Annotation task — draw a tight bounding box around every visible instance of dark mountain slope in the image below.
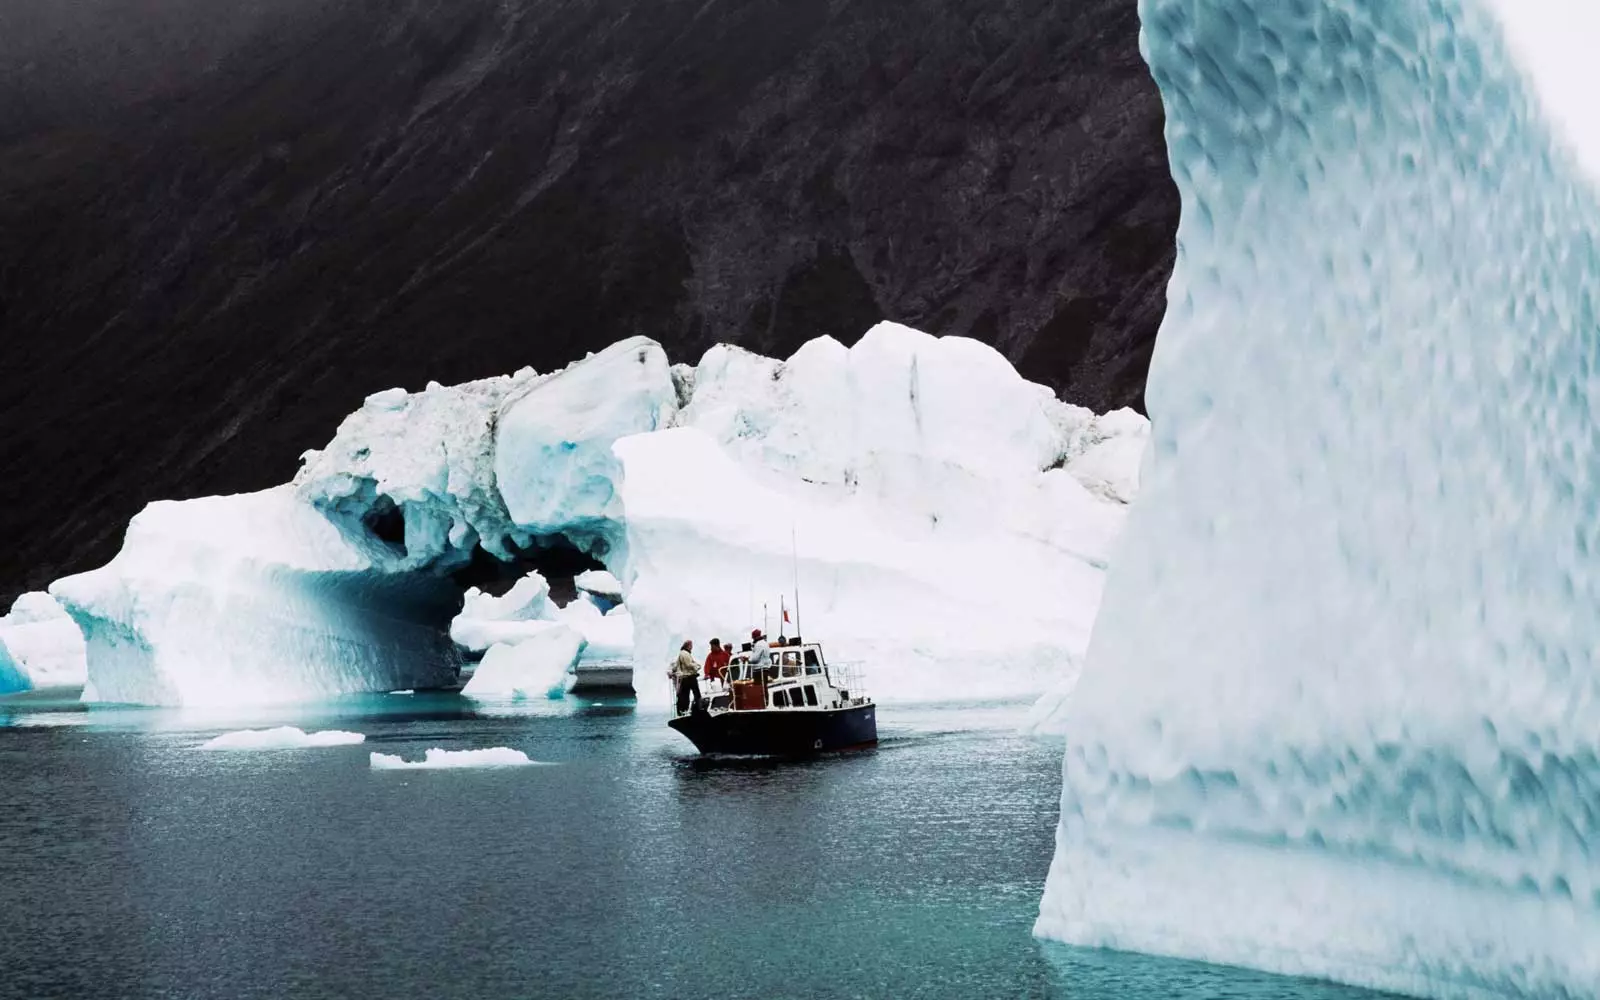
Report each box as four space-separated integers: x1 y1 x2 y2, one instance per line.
0 0 1176 601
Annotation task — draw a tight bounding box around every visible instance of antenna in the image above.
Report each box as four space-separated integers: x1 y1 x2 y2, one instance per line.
792 525 802 640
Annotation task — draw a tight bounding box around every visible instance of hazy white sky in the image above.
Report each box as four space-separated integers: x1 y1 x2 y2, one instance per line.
1484 0 1600 179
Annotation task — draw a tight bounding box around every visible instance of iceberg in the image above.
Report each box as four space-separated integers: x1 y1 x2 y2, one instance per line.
51 486 461 707
52 321 1142 708
449 572 561 653
296 369 541 572
574 569 623 603
0 593 86 694
369 747 538 769
1038 1 1600 997
616 425 1117 706
494 336 679 556
460 626 584 700
619 324 1142 706
198 727 365 750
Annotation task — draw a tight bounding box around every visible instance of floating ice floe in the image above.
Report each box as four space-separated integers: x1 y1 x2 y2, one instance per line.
369 747 538 769
460 626 584 700
199 726 365 750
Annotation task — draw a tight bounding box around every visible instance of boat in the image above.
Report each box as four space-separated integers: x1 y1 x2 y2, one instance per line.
667 636 876 755
567 658 634 693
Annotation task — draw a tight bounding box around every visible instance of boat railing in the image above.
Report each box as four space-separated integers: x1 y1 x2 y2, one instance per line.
823 661 869 704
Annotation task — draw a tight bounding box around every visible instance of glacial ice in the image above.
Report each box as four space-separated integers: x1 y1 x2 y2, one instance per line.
0 593 86 694
494 336 679 556
369 747 538 769
574 569 623 602
449 572 560 653
614 324 1141 706
51 487 461 707
459 626 584 700
1037 1 1600 996
616 424 1118 706
51 320 1143 708
552 594 634 672
296 369 541 572
198 727 365 750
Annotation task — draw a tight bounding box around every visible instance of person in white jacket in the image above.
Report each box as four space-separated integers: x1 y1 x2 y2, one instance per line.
747 630 772 684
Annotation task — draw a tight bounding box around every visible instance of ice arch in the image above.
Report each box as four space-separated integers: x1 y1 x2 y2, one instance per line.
51 325 1146 708
1037 0 1600 996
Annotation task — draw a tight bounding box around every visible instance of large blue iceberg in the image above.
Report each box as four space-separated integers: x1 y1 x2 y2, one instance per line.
1037 0 1600 997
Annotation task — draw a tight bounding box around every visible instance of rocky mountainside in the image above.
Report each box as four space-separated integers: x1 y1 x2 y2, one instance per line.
0 0 1176 601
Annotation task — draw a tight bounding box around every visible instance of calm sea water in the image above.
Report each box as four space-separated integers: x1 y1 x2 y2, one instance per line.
0 693 1394 1000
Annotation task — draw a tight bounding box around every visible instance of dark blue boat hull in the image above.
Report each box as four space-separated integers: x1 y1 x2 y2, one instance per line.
668 703 877 755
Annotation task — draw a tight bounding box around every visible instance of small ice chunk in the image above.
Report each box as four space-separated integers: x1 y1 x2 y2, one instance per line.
363 387 408 411
459 572 551 623
574 569 623 600
461 626 584 699
199 726 366 749
368 747 537 769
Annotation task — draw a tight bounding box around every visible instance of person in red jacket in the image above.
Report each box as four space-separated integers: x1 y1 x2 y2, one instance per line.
703 638 731 682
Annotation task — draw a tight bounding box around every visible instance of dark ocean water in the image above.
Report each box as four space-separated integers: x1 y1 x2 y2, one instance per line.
0 693 1393 1000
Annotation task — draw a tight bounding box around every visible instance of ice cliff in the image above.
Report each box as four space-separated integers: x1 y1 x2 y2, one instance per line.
48 322 1144 708
1037 1 1600 996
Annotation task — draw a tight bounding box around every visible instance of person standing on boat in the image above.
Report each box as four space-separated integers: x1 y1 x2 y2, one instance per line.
748 629 772 684
704 638 731 683
673 640 702 715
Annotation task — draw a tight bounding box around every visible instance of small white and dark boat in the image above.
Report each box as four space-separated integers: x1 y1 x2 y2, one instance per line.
668 637 876 755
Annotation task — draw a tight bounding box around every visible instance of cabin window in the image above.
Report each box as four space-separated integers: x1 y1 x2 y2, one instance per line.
804 686 818 706
803 650 820 672
771 689 789 708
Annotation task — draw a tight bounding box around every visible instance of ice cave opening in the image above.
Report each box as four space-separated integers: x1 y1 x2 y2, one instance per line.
452 535 609 609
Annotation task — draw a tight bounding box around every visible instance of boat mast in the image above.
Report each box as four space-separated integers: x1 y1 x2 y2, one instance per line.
792 526 802 639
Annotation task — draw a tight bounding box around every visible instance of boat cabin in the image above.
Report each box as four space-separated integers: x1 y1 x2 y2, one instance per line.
706 638 865 714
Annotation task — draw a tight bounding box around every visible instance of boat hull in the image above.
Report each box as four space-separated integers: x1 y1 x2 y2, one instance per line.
668 703 877 756
569 661 634 693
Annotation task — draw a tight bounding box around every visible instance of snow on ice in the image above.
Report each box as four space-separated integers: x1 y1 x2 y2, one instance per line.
369 747 538 770
198 727 366 750
0 593 86 695
574 569 623 603
1036 1 1600 997
47 321 1145 709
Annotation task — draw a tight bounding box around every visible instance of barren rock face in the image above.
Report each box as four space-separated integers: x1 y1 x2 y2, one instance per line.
0 0 1176 600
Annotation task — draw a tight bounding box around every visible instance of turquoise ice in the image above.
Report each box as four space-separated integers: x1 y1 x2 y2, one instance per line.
1038 1 1600 997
